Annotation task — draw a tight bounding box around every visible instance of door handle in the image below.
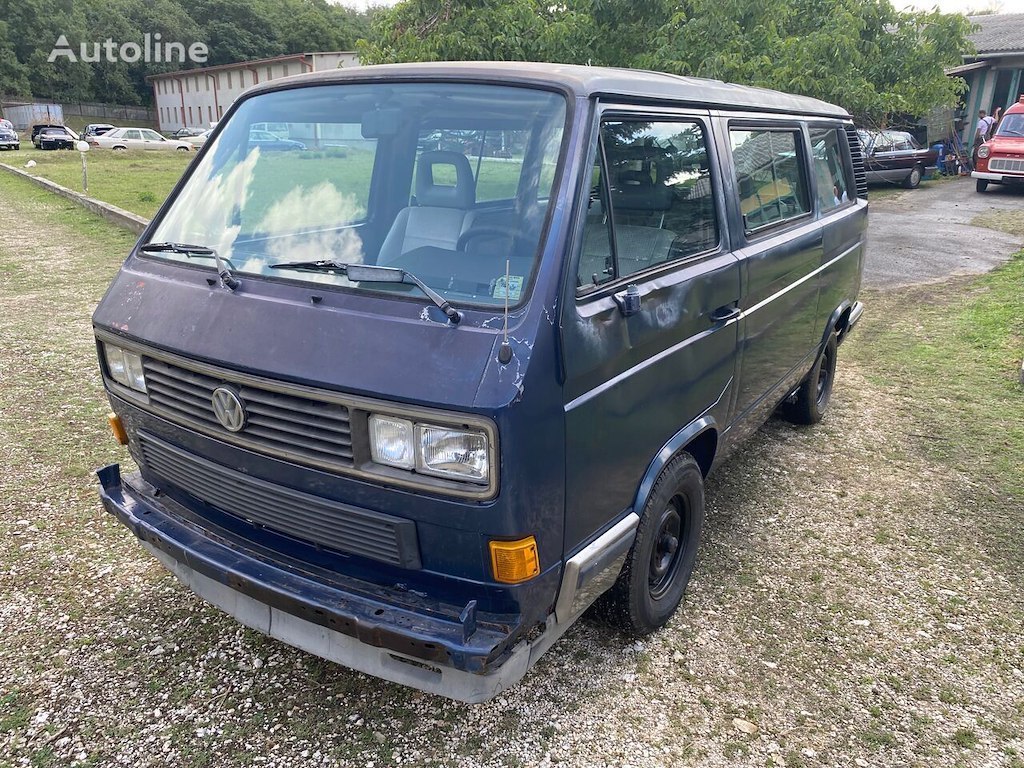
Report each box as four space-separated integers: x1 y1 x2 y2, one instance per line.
710 304 741 323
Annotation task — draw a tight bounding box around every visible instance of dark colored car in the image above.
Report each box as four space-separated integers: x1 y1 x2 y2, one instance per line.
0 126 19 150
82 123 116 138
34 126 78 150
248 128 306 151
94 62 866 703
856 129 939 189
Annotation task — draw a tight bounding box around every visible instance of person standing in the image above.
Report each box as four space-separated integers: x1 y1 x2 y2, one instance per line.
974 109 996 166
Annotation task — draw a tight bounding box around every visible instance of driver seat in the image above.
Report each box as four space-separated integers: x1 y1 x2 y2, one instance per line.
378 151 477 265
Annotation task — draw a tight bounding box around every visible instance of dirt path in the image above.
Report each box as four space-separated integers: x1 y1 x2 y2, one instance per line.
1 172 1022 768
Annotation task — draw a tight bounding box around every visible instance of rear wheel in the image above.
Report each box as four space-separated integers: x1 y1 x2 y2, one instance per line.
903 164 923 189
606 452 705 636
976 179 989 193
783 330 838 424
113 146 127 152
176 146 190 153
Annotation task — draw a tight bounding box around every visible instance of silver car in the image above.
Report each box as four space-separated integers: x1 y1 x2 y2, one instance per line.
91 127 192 152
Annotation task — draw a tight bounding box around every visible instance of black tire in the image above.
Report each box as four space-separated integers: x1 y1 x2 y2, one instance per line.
176 146 190 153
784 330 838 424
976 179 988 193
113 146 127 152
606 452 705 636
903 164 923 189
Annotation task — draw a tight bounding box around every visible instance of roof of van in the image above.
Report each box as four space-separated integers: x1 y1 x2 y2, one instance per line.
246 61 851 119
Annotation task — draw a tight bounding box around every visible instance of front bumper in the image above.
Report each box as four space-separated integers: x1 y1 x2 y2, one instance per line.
972 171 1024 185
96 463 564 703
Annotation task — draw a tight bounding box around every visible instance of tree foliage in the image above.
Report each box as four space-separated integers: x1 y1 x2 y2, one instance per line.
0 0 375 105
362 0 975 124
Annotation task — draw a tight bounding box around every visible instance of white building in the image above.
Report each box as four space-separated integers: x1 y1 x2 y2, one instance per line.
149 51 359 132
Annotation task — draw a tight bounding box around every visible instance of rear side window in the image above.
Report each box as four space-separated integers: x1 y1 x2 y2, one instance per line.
730 128 810 232
578 119 718 291
809 127 852 212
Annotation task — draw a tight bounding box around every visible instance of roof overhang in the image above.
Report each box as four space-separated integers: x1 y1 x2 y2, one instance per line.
945 60 990 76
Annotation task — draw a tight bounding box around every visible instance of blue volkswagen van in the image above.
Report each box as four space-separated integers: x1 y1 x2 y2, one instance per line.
95 63 866 702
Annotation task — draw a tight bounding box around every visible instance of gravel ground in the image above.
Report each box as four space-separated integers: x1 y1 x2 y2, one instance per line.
1 173 1022 768
863 176 1023 289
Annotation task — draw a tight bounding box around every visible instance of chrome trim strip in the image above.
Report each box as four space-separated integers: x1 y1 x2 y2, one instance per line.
741 241 861 319
554 513 639 623
96 328 499 500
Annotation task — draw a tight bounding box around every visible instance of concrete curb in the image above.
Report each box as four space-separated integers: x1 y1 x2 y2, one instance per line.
0 161 150 235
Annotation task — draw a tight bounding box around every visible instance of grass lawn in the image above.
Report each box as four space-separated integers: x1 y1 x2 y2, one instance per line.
5 145 193 218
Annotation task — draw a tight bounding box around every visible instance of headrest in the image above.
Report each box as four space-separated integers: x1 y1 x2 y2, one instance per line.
415 151 476 209
611 165 673 212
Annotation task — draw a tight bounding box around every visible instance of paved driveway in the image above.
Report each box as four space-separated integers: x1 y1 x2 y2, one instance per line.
864 176 1023 289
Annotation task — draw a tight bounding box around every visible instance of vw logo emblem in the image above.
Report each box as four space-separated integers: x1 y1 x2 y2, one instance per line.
211 386 247 432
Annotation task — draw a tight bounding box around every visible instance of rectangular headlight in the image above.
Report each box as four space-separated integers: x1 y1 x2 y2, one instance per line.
417 425 489 483
103 343 147 393
368 415 415 469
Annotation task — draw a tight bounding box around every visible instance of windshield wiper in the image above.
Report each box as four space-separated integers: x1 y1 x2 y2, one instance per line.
270 260 461 324
139 241 239 291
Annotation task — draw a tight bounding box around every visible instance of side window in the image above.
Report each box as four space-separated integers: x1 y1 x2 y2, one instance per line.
809 127 852 212
730 128 810 232
124 129 142 141
577 119 719 291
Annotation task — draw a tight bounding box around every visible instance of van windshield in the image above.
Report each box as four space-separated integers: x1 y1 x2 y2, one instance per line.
146 82 568 308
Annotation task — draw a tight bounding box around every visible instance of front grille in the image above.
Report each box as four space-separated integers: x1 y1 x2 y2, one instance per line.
989 157 1024 173
844 126 869 200
139 432 421 568
143 358 354 473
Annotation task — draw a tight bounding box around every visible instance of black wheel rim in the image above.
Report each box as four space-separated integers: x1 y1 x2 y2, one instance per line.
649 498 685 600
816 348 832 403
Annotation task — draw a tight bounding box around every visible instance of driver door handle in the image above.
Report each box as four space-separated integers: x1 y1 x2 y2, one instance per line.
710 304 741 323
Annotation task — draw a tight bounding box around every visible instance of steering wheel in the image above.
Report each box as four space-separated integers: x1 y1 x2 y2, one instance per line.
456 226 521 252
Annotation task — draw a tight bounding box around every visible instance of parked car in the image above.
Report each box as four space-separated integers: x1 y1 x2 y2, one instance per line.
973 95 1024 193
30 123 63 143
248 128 306 151
182 129 212 149
0 126 20 151
856 128 939 189
91 127 192 152
35 126 79 150
0 117 14 131
95 62 866 704
168 127 205 138
82 123 116 138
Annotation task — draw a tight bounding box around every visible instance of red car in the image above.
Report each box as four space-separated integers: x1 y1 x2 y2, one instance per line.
973 95 1024 193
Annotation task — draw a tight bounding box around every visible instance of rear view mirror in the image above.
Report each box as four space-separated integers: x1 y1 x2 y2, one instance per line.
361 108 402 139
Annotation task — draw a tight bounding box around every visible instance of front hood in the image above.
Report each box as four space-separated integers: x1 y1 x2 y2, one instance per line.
93 258 530 411
989 137 1024 156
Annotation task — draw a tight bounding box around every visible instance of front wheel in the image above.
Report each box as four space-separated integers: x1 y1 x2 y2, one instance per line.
176 146 190 153
606 452 705 636
976 179 989 193
783 330 838 425
903 164 923 189
112 146 127 152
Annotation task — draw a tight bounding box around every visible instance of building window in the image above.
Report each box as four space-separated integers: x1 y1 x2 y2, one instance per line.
184 78 189 93
218 105 223 119
205 77 210 92
227 71 233 89
208 105 213 122
282 63 289 77
266 66 272 80
188 106 193 125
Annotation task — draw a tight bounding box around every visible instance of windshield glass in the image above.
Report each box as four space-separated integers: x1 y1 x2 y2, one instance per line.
146 82 568 308
996 113 1024 137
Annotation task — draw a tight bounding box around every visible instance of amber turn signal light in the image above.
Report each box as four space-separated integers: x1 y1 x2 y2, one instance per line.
489 536 540 584
108 412 128 446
